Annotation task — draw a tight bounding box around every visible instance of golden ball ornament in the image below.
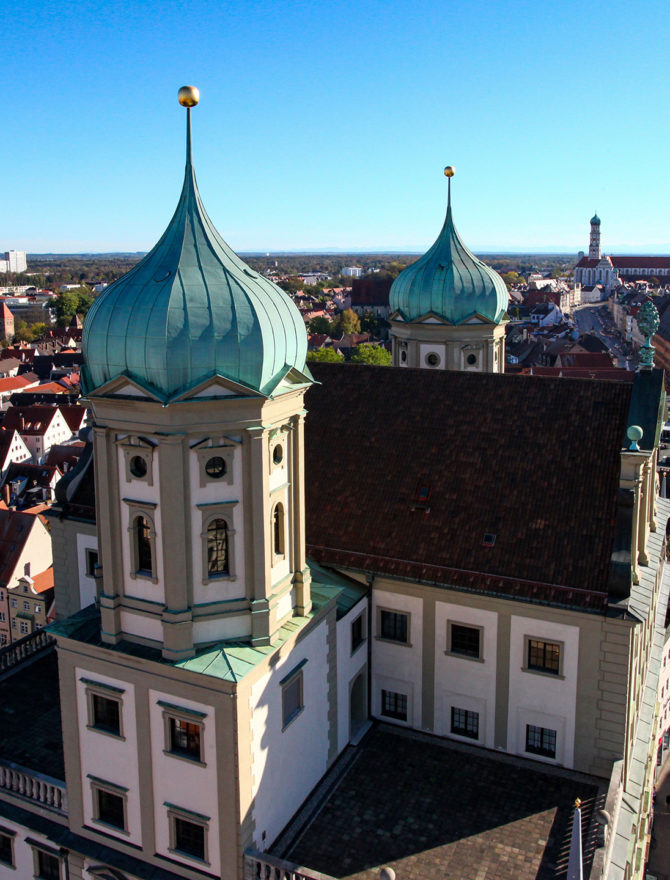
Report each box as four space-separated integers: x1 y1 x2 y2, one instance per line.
178 86 200 108
444 166 455 177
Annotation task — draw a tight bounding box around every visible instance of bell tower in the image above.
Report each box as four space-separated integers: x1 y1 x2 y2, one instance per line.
82 88 313 660
589 212 601 260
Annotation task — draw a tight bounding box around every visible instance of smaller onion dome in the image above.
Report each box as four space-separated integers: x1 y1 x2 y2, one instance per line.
590 213 601 226
389 169 507 325
82 90 309 400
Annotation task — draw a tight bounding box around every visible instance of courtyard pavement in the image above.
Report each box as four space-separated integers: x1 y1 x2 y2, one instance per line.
275 725 604 880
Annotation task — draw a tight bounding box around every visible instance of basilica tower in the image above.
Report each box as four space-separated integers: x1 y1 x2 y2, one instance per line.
389 168 508 373
82 88 313 659
589 212 601 260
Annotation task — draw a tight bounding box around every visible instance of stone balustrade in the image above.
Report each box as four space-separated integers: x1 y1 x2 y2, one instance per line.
0 760 67 815
244 850 336 880
0 629 54 675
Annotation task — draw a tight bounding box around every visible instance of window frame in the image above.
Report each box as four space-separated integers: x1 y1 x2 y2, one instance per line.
82 678 125 740
124 500 158 583
159 701 206 766
380 688 408 721
89 776 129 835
166 803 210 865
281 661 306 730
0 826 15 868
272 502 286 560
377 607 410 645
198 504 237 585
523 636 563 678
120 443 154 487
85 548 99 578
351 609 366 655
450 706 480 740
446 621 483 661
29 843 61 880
525 723 557 759
195 444 235 488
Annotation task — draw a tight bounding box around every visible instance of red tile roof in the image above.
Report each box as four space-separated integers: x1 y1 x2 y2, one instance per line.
58 405 87 433
2 406 59 436
0 509 42 587
576 255 670 270
304 364 633 610
30 567 54 594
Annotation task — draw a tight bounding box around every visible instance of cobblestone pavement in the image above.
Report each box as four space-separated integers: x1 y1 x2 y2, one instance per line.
282 726 601 880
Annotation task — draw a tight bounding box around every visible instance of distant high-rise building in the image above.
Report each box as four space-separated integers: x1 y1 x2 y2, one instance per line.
0 251 27 274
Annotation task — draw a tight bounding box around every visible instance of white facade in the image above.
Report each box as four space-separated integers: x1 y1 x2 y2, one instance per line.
342 267 363 278
0 252 27 274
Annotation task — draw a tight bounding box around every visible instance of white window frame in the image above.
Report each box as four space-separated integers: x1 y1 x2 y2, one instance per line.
166 803 210 865
88 775 129 836
158 700 206 766
82 678 125 740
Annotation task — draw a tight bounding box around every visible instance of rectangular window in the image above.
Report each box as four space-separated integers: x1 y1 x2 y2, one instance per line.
22 601 30 611
85 549 99 577
0 635 6 646
36 850 60 880
449 623 481 659
381 689 407 721
35 605 41 614
95 787 126 830
525 724 557 758
379 609 409 644
0 612 5 622
10 599 16 609
351 611 366 653
167 806 209 863
11 620 16 630
451 706 479 739
0 832 14 866
91 693 121 736
282 672 303 728
527 639 561 675
169 717 201 761
20 621 28 634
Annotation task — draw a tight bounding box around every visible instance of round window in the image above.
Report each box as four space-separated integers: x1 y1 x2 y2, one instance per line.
426 352 440 367
273 445 284 465
400 350 407 363
130 456 147 478
467 354 477 365
205 456 226 479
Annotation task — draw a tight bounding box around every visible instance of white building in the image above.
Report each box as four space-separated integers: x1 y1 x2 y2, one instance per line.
0 252 27 274
342 266 363 277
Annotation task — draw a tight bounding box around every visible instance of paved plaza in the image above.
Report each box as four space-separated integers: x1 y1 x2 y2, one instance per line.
275 725 604 880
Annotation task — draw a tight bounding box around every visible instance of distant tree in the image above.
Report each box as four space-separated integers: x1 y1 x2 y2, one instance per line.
13 320 32 342
359 311 389 337
277 277 302 295
307 347 343 362
336 308 361 336
54 289 93 326
500 271 524 289
350 344 391 366
29 322 49 340
308 316 332 335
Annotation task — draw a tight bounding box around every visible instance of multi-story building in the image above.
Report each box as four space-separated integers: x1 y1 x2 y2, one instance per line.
0 252 27 274
0 91 665 880
575 215 670 289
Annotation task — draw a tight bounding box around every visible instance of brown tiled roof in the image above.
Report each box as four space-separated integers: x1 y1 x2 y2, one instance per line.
0 509 40 587
555 353 614 368
576 255 670 270
305 364 632 610
58 404 86 433
2 405 59 435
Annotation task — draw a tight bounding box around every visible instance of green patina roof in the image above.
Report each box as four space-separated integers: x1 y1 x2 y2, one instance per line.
389 178 508 325
82 110 309 400
591 213 601 226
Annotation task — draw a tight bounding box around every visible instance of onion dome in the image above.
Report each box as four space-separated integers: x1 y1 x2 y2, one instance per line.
389 168 507 325
590 213 601 226
82 88 309 400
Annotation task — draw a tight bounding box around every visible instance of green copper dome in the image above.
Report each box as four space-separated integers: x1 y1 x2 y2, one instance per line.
82 104 308 400
389 175 507 325
591 213 601 226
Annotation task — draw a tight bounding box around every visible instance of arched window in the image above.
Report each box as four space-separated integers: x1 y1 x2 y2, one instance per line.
273 504 285 556
135 516 153 575
207 519 229 576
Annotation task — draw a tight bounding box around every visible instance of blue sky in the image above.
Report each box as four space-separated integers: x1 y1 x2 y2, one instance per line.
4 0 669 253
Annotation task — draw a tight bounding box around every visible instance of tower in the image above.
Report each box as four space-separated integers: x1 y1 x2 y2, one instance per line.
389 167 508 373
589 212 601 260
81 87 314 659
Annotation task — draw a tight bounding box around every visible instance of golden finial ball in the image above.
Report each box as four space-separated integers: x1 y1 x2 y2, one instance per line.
178 86 200 108
444 166 455 178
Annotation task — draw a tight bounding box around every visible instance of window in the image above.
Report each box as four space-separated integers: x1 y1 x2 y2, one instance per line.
379 609 409 644
526 638 561 675
281 665 305 728
448 623 481 659
169 717 202 762
206 519 228 577
0 635 6 646
168 808 208 862
273 503 285 556
196 444 235 487
95 786 126 831
525 724 557 758
0 830 14 866
129 455 147 478
10 599 16 609
451 707 479 739
121 443 153 485
0 612 5 622
425 352 440 367
466 353 477 365
34 605 41 614
205 456 226 479
35 849 60 880
20 621 28 634
91 693 121 736
11 620 15 630
23 601 30 611
134 515 153 576
272 444 284 466
85 548 99 577
381 689 407 721
351 611 366 653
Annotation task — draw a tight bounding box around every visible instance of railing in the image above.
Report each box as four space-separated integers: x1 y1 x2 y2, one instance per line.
0 759 67 815
0 629 54 675
245 850 337 880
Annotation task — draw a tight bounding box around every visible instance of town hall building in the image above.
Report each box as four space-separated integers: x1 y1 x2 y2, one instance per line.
0 90 665 880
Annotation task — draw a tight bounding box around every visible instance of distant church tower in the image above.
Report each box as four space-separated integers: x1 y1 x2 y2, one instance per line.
81 88 314 659
589 212 601 260
388 167 508 374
